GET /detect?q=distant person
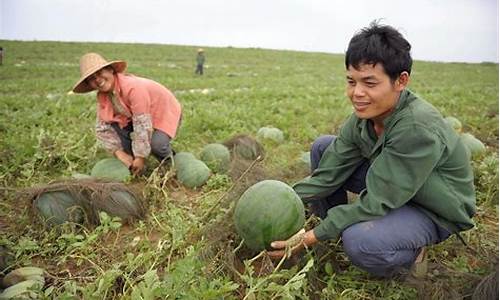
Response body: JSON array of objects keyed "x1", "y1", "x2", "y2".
[
  {"x1": 268, "y1": 21, "x2": 476, "y2": 278},
  {"x1": 0, "y1": 47, "x2": 3, "y2": 65},
  {"x1": 71, "y1": 53, "x2": 182, "y2": 176},
  {"x1": 195, "y1": 48, "x2": 205, "y2": 75}
]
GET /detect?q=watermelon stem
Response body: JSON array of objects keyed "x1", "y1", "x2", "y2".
[{"x1": 232, "y1": 239, "x2": 246, "y2": 254}]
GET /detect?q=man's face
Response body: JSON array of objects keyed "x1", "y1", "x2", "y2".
[
  {"x1": 346, "y1": 63, "x2": 406, "y2": 122},
  {"x1": 86, "y1": 67, "x2": 115, "y2": 93}
]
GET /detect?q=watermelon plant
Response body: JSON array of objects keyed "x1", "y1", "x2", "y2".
[
  {"x1": 233, "y1": 180, "x2": 305, "y2": 251},
  {"x1": 90, "y1": 158, "x2": 130, "y2": 182},
  {"x1": 200, "y1": 143, "x2": 230, "y2": 173}
]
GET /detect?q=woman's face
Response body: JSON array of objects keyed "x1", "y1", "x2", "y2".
[{"x1": 86, "y1": 67, "x2": 115, "y2": 93}]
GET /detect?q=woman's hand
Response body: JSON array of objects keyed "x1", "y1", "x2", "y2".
[
  {"x1": 130, "y1": 157, "x2": 145, "y2": 176},
  {"x1": 114, "y1": 150, "x2": 133, "y2": 168},
  {"x1": 267, "y1": 229, "x2": 319, "y2": 259}
]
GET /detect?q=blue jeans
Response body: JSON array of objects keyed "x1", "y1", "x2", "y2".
[
  {"x1": 310, "y1": 135, "x2": 450, "y2": 277},
  {"x1": 111, "y1": 122, "x2": 173, "y2": 161}
]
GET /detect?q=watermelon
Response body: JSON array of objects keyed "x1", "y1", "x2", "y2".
[
  {"x1": 93, "y1": 190, "x2": 145, "y2": 221},
  {"x1": 176, "y1": 159, "x2": 211, "y2": 188},
  {"x1": 233, "y1": 180, "x2": 305, "y2": 251},
  {"x1": 444, "y1": 116, "x2": 462, "y2": 133},
  {"x1": 0, "y1": 280, "x2": 43, "y2": 299},
  {"x1": 173, "y1": 152, "x2": 196, "y2": 169},
  {"x1": 299, "y1": 151, "x2": 311, "y2": 170},
  {"x1": 233, "y1": 142, "x2": 261, "y2": 160},
  {"x1": 91, "y1": 158, "x2": 130, "y2": 182},
  {"x1": 460, "y1": 133, "x2": 486, "y2": 157},
  {"x1": 257, "y1": 126, "x2": 285, "y2": 144},
  {"x1": 200, "y1": 143, "x2": 230, "y2": 173},
  {"x1": 34, "y1": 191, "x2": 84, "y2": 225},
  {"x1": 2, "y1": 267, "x2": 45, "y2": 287},
  {"x1": 71, "y1": 173, "x2": 92, "y2": 179},
  {"x1": 223, "y1": 135, "x2": 264, "y2": 161}
]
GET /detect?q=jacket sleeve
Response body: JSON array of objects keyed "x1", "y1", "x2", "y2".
[
  {"x1": 313, "y1": 124, "x2": 444, "y2": 241},
  {"x1": 131, "y1": 114, "x2": 153, "y2": 158},
  {"x1": 293, "y1": 116, "x2": 365, "y2": 201},
  {"x1": 95, "y1": 120, "x2": 122, "y2": 153},
  {"x1": 127, "y1": 86, "x2": 154, "y2": 158}
]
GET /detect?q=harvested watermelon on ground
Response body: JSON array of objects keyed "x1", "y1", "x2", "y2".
[
  {"x1": 257, "y1": 126, "x2": 285, "y2": 144},
  {"x1": 223, "y1": 134, "x2": 265, "y2": 161},
  {"x1": 173, "y1": 152, "x2": 196, "y2": 168},
  {"x1": 0, "y1": 279, "x2": 43, "y2": 299},
  {"x1": 30, "y1": 180, "x2": 146, "y2": 227},
  {"x1": 299, "y1": 151, "x2": 311, "y2": 170},
  {"x1": 233, "y1": 180, "x2": 305, "y2": 251},
  {"x1": 200, "y1": 143, "x2": 230, "y2": 173},
  {"x1": 176, "y1": 158, "x2": 211, "y2": 189},
  {"x1": 2, "y1": 266, "x2": 45, "y2": 288},
  {"x1": 90, "y1": 189, "x2": 146, "y2": 222},
  {"x1": 91, "y1": 158, "x2": 131, "y2": 182},
  {"x1": 33, "y1": 191, "x2": 85, "y2": 225},
  {"x1": 460, "y1": 133, "x2": 486, "y2": 158},
  {"x1": 444, "y1": 116, "x2": 463, "y2": 133}
]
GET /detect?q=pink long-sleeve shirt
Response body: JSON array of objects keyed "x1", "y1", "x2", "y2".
[{"x1": 95, "y1": 73, "x2": 182, "y2": 157}]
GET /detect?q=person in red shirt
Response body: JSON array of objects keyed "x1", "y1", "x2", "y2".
[{"x1": 72, "y1": 53, "x2": 182, "y2": 176}]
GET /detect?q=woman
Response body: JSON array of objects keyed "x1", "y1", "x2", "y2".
[{"x1": 72, "y1": 52, "x2": 182, "y2": 176}]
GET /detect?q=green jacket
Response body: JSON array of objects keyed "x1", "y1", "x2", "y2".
[
  {"x1": 293, "y1": 89, "x2": 476, "y2": 241},
  {"x1": 197, "y1": 53, "x2": 205, "y2": 65}
]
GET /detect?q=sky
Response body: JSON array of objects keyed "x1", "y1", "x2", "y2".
[{"x1": 1, "y1": 0, "x2": 498, "y2": 63}]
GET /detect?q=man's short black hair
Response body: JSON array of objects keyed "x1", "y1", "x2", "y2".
[{"x1": 345, "y1": 21, "x2": 412, "y2": 81}]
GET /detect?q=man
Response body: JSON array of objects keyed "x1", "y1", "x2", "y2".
[
  {"x1": 195, "y1": 48, "x2": 205, "y2": 75},
  {"x1": 269, "y1": 22, "x2": 476, "y2": 277}
]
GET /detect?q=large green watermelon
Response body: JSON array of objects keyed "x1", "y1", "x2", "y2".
[
  {"x1": 34, "y1": 191, "x2": 84, "y2": 225},
  {"x1": 91, "y1": 158, "x2": 130, "y2": 182},
  {"x1": 234, "y1": 180, "x2": 305, "y2": 251},
  {"x1": 173, "y1": 152, "x2": 196, "y2": 169},
  {"x1": 200, "y1": 143, "x2": 230, "y2": 173},
  {"x1": 176, "y1": 159, "x2": 211, "y2": 188}
]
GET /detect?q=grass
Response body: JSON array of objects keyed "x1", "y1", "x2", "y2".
[{"x1": 0, "y1": 40, "x2": 498, "y2": 299}]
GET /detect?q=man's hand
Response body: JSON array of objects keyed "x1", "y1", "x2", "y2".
[
  {"x1": 130, "y1": 157, "x2": 145, "y2": 176},
  {"x1": 114, "y1": 150, "x2": 133, "y2": 168},
  {"x1": 267, "y1": 229, "x2": 318, "y2": 259}
]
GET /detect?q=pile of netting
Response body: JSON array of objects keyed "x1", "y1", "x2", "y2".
[{"x1": 24, "y1": 179, "x2": 146, "y2": 227}]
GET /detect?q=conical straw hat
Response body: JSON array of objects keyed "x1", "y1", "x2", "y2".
[{"x1": 72, "y1": 53, "x2": 127, "y2": 93}]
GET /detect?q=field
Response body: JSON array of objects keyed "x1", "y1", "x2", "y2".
[{"x1": 0, "y1": 40, "x2": 498, "y2": 299}]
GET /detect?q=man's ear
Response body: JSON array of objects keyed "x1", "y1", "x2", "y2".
[{"x1": 395, "y1": 71, "x2": 410, "y2": 91}]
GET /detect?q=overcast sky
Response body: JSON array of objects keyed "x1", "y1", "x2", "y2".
[{"x1": 1, "y1": 0, "x2": 498, "y2": 63}]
